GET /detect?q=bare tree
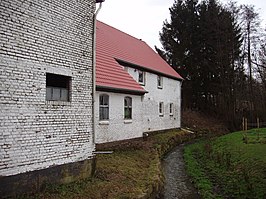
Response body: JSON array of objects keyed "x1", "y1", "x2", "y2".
[{"x1": 240, "y1": 6, "x2": 260, "y2": 75}]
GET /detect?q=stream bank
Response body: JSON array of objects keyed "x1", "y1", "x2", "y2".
[{"x1": 23, "y1": 127, "x2": 226, "y2": 199}]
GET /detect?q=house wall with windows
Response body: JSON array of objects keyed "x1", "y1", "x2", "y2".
[
  {"x1": 127, "y1": 67, "x2": 182, "y2": 132},
  {"x1": 95, "y1": 69, "x2": 181, "y2": 144},
  {"x1": 95, "y1": 21, "x2": 182, "y2": 144},
  {"x1": 0, "y1": 0, "x2": 95, "y2": 196},
  {"x1": 95, "y1": 92, "x2": 143, "y2": 144}
]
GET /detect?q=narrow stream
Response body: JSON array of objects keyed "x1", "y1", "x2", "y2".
[{"x1": 162, "y1": 144, "x2": 200, "y2": 199}]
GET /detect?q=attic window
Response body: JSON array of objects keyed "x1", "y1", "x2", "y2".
[
  {"x1": 157, "y1": 75, "x2": 163, "y2": 88},
  {"x1": 138, "y1": 70, "x2": 145, "y2": 85},
  {"x1": 46, "y1": 73, "x2": 71, "y2": 101}
]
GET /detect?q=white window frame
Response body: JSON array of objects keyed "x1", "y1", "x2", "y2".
[
  {"x1": 99, "y1": 94, "x2": 109, "y2": 121},
  {"x1": 124, "y1": 96, "x2": 132, "y2": 120},
  {"x1": 138, "y1": 70, "x2": 145, "y2": 85},
  {"x1": 159, "y1": 102, "x2": 164, "y2": 116},
  {"x1": 170, "y1": 103, "x2": 174, "y2": 116},
  {"x1": 157, "y1": 75, "x2": 163, "y2": 89}
]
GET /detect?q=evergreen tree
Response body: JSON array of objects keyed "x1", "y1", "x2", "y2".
[
  {"x1": 158, "y1": 0, "x2": 201, "y2": 108},
  {"x1": 158, "y1": 0, "x2": 243, "y2": 129}
]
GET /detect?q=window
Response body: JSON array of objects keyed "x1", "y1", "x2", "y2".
[
  {"x1": 99, "y1": 94, "x2": 109, "y2": 120},
  {"x1": 124, "y1": 97, "x2": 132, "y2": 119},
  {"x1": 159, "y1": 102, "x2": 164, "y2": 116},
  {"x1": 157, "y1": 75, "x2": 163, "y2": 88},
  {"x1": 46, "y1": 73, "x2": 70, "y2": 101},
  {"x1": 138, "y1": 70, "x2": 145, "y2": 85},
  {"x1": 170, "y1": 103, "x2": 174, "y2": 116}
]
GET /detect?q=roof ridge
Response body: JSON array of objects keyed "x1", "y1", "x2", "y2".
[{"x1": 97, "y1": 20, "x2": 147, "y2": 45}]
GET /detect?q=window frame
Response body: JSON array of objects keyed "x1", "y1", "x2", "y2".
[
  {"x1": 157, "y1": 75, "x2": 163, "y2": 89},
  {"x1": 46, "y1": 73, "x2": 71, "y2": 102},
  {"x1": 124, "y1": 96, "x2": 132, "y2": 120},
  {"x1": 159, "y1": 102, "x2": 164, "y2": 116},
  {"x1": 138, "y1": 70, "x2": 145, "y2": 85},
  {"x1": 99, "y1": 94, "x2": 109, "y2": 121}
]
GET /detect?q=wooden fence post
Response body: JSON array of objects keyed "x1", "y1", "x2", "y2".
[
  {"x1": 242, "y1": 117, "x2": 245, "y2": 131},
  {"x1": 257, "y1": 117, "x2": 260, "y2": 129},
  {"x1": 245, "y1": 118, "x2": 248, "y2": 131}
]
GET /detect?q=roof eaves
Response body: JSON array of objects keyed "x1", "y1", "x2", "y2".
[
  {"x1": 115, "y1": 58, "x2": 183, "y2": 81},
  {"x1": 96, "y1": 85, "x2": 148, "y2": 96}
]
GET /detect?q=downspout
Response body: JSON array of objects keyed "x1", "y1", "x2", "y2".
[
  {"x1": 92, "y1": 1, "x2": 103, "y2": 148},
  {"x1": 180, "y1": 79, "x2": 184, "y2": 128}
]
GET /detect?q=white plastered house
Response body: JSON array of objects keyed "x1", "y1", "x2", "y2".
[{"x1": 95, "y1": 21, "x2": 183, "y2": 144}]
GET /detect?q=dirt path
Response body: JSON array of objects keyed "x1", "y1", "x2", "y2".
[{"x1": 162, "y1": 144, "x2": 200, "y2": 199}]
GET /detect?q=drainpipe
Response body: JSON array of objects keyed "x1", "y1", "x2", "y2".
[
  {"x1": 180, "y1": 79, "x2": 184, "y2": 128},
  {"x1": 92, "y1": 1, "x2": 104, "y2": 148}
]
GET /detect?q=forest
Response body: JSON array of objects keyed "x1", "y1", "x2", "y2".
[{"x1": 157, "y1": 0, "x2": 266, "y2": 130}]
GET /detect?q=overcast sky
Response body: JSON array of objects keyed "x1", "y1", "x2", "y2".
[{"x1": 97, "y1": 0, "x2": 266, "y2": 50}]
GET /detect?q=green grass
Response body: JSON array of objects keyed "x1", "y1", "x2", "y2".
[
  {"x1": 184, "y1": 144, "x2": 217, "y2": 199},
  {"x1": 24, "y1": 129, "x2": 194, "y2": 199},
  {"x1": 184, "y1": 128, "x2": 266, "y2": 199}
]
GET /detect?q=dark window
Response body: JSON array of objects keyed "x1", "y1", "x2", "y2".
[
  {"x1": 46, "y1": 73, "x2": 70, "y2": 101},
  {"x1": 99, "y1": 94, "x2": 109, "y2": 120},
  {"x1": 124, "y1": 97, "x2": 132, "y2": 119},
  {"x1": 138, "y1": 70, "x2": 145, "y2": 85},
  {"x1": 170, "y1": 103, "x2": 173, "y2": 115},
  {"x1": 159, "y1": 102, "x2": 164, "y2": 116},
  {"x1": 157, "y1": 75, "x2": 163, "y2": 88}
]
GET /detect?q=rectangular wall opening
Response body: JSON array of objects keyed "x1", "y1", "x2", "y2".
[{"x1": 46, "y1": 73, "x2": 71, "y2": 102}]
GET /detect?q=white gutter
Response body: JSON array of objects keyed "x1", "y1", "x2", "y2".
[{"x1": 92, "y1": 2, "x2": 103, "y2": 147}]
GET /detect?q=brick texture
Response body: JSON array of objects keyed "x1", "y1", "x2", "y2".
[{"x1": 0, "y1": 0, "x2": 95, "y2": 176}]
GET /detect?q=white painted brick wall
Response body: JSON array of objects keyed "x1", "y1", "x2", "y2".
[
  {"x1": 95, "y1": 68, "x2": 181, "y2": 143},
  {"x1": 95, "y1": 92, "x2": 143, "y2": 143},
  {"x1": 0, "y1": 0, "x2": 95, "y2": 176},
  {"x1": 127, "y1": 68, "x2": 181, "y2": 132}
]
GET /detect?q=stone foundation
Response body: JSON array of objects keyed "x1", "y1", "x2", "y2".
[{"x1": 0, "y1": 157, "x2": 95, "y2": 198}]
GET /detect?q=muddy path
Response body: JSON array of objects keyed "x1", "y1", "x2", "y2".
[{"x1": 162, "y1": 144, "x2": 200, "y2": 199}]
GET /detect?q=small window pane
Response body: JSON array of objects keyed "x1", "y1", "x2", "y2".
[
  {"x1": 103, "y1": 107, "x2": 109, "y2": 119},
  {"x1": 103, "y1": 95, "x2": 108, "y2": 105},
  {"x1": 53, "y1": 87, "x2": 61, "y2": 101},
  {"x1": 61, "y1": 88, "x2": 69, "y2": 101},
  {"x1": 46, "y1": 87, "x2": 52, "y2": 101},
  {"x1": 124, "y1": 98, "x2": 128, "y2": 107},
  {"x1": 100, "y1": 96, "x2": 103, "y2": 105},
  {"x1": 124, "y1": 108, "x2": 131, "y2": 119},
  {"x1": 100, "y1": 107, "x2": 109, "y2": 120}
]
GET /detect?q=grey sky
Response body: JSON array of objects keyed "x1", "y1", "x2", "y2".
[{"x1": 97, "y1": 0, "x2": 266, "y2": 50}]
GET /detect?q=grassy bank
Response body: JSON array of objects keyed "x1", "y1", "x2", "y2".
[
  {"x1": 24, "y1": 129, "x2": 196, "y2": 199},
  {"x1": 184, "y1": 128, "x2": 266, "y2": 199}
]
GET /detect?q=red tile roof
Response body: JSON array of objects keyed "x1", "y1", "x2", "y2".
[{"x1": 96, "y1": 21, "x2": 182, "y2": 94}]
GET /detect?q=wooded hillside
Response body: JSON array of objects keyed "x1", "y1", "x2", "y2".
[{"x1": 157, "y1": 0, "x2": 266, "y2": 130}]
